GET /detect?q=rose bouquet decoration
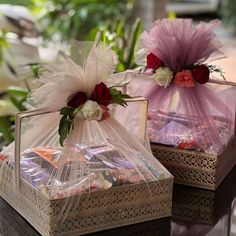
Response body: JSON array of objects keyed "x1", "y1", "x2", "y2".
[
  {"x1": 138, "y1": 19, "x2": 226, "y2": 88},
  {"x1": 128, "y1": 19, "x2": 234, "y2": 154},
  {"x1": 145, "y1": 51, "x2": 223, "y2": 88},
  {"x1": 58, "y1": 81, "x2": 130, "y2": 145}
]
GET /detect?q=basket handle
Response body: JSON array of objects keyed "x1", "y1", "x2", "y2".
[
  {"x1": 14, "y1": 108, "x2": 56, "y2": 190},
  {"x1": 123, "y1": 97, "x2": 148, "y2": 144},
  {"x1": 208, "y1": 78, "x2": 236, "y2": 87}
]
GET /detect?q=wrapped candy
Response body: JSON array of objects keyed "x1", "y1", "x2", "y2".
[{"x1": 0, "y1": 41, "x2": 173, "y2": 235}]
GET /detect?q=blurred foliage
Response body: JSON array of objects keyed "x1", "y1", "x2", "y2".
[
  {"x1": 0, "y1": 87, "x2": 28, "y2": 150},
  {"x1": 0, "y1": 64, "x2": 42, "y2": 150},
  {"x1": 221, "y1": 0, "x2": 236, "y2": 31},
  {"x1": 28, "y1": 0, "x2": 140, "y2": 71},
  {"x1": 29, "y1": 0, "x2": 135, "y2": 41},
  {"x1": 0, "y1": 0, "x2": 141, "y2": 149},
  {"x1": 95, "y1": 18, "x2": 142, "y2": 72},
  {"x1": 0, "y1": 32, "x2": 12, "y2": 150},
  {"x1": 0, "y1": 116, "x2": 14, "y2": 146},
  {"x1": 0, "y1": 0, "x2": 29, "y2": 6},
  {"x1": 0, "y1": 30, "x2": 8, "y2": 63}
]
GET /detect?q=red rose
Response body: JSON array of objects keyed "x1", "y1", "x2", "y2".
[
  {"x1": 67, "y1": 92, "x2": 87, "y2": 108},
  {"x1": 91, "y1": 82, "x2": 111, "y2": 107},
  {"x1": 146, "y1": 53, "x2": 164, "y2": 70},
  {"x1": 192, "y1": 64, "x2": 210, "y2": 84}
]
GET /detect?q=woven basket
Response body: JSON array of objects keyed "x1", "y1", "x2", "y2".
[
  {"x1": 0, "y1": 161, "x2": 173, "y2": 236},
  {"x1": 151, "y1": 139, "x2": 236, "y2": 190}
]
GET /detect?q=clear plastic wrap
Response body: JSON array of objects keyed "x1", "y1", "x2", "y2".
[
  {"x1": 112, "y1": 97, "x2": 151, "y2": 150},
  {"x1": 0, "y1": 41, "x2": 173, "y2": 235},
  {"x1": 126, "y1": 19, "x2": 235, "y2": 155}
]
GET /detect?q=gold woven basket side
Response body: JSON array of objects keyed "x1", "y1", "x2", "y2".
[{"x1": 151, "y1": 144, "x2": 218, "y2": 190}]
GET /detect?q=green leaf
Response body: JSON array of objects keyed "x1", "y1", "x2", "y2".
[
  {"x1": 115, "y1": 18, "x2": 125, "y2": 38},
  {"x1": 7, "y1": 87, "x2": 28, "y2": 97},
  {"x1": 60, "y1": 107, "x2": 75, "y2": 116},
  {"x1": 117, "y1": 63, "x2": 125, "y2": 72},
  {"x1": 109, "y1": 88, "x2": 131, "y2": 107},
  {"x1": 59, "y1": 123, "x2": 69, "y2": 146},
  {"x1": 109, "y1": 88, "x2": 120, "y2": 96},
  {"x1": 30, "y1": 64, "x2": 44, "y2": 78},
  {"x1": 58, "y1": 115, "x2": 69, "y2": 135},
  {"x1": 58, "y1": 108, "x2": 75, "y2": 146},
  {"x1": 0, "y1": 117, "x2": 14, "y2": 143},
  {"x1": 9, "y1": 96, "x2": 27, "y2": 111},
  {"x1": 126, "y1": 19, "x2": 142, "y2": 69}
]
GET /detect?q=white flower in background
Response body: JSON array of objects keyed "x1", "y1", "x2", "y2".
[
  {"x1": 76, "y1": 100, "x2": 102, "y2": 121},
  {"x1": 154, "y1": 67, "x2": 173, "y2": 88},
  {"x1": 0, "y1": 100, "x2": 17, "y2": 116}
]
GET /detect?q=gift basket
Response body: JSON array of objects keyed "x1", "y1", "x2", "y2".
[
  {"x1": 125, "y1": 19, "x2": 236, "y2": 190},
  {"x1": 0, "y1": 42, "x2": 173, "y2": 236}
]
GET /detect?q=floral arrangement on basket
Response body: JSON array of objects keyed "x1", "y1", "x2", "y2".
[
  {"x1": 58, "y1": 79, "x2": 130, "y2": 145},
  {"x1": 127, "y1": 19, "x2": 235, "y2": 155}
]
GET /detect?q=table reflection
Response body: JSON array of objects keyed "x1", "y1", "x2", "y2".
[
  {"x1": 1, "y1": 165, "x2": 236, "y2": 236},
  {"x1": 171, "y1": 164, "x2": 236, "y2": 236}
]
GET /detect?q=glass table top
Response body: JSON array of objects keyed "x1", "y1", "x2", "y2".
[{"x1": 1, "y1": 165, "x2": 236, "y2": 236}]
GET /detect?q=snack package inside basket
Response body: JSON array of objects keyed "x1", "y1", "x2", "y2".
[
  {"x1": 0, "y1": 42, "x2": 171, "y2": 222},
  {"x1": 126, "y1": 19, "x2": 235, "y2": 155}
]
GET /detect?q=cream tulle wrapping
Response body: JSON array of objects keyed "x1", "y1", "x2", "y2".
[{"x1": 0, "y1": 42, "x2": 173, "y2": 235}]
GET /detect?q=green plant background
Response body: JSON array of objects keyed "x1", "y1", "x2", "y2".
[
  {"x1": 0, "y1": 0, "x2": 141, "y2": 150},
  {"x1": 221, "y1": 0, "x2": 236, "y2": 31}
]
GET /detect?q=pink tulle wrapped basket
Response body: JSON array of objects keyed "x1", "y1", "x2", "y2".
[{"x1": 126, "y1": 19, "x2": 236, "y2": 190}]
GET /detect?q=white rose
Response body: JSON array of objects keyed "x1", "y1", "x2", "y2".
[
  {"x1": 76, "y1": 100, "x2": 103, "y2": 121},
  {"x1": 154, "y1": 67, "x2": 173, "y2": 88}
]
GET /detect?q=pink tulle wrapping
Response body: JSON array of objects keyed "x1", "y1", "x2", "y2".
[
  {"x1": 128, "y1": 77, "x2": 233, "y2": 151},
  {"x1": 140, "y1": 19, "x2": 224, "y2": 72},
  {"x1": 125, "y1": 19, "x2": 235, "y2": 154}
]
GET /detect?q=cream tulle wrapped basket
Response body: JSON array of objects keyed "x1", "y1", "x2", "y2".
[{"x1": 0, "y1": 42, "x2": 173, "y2": 235}]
